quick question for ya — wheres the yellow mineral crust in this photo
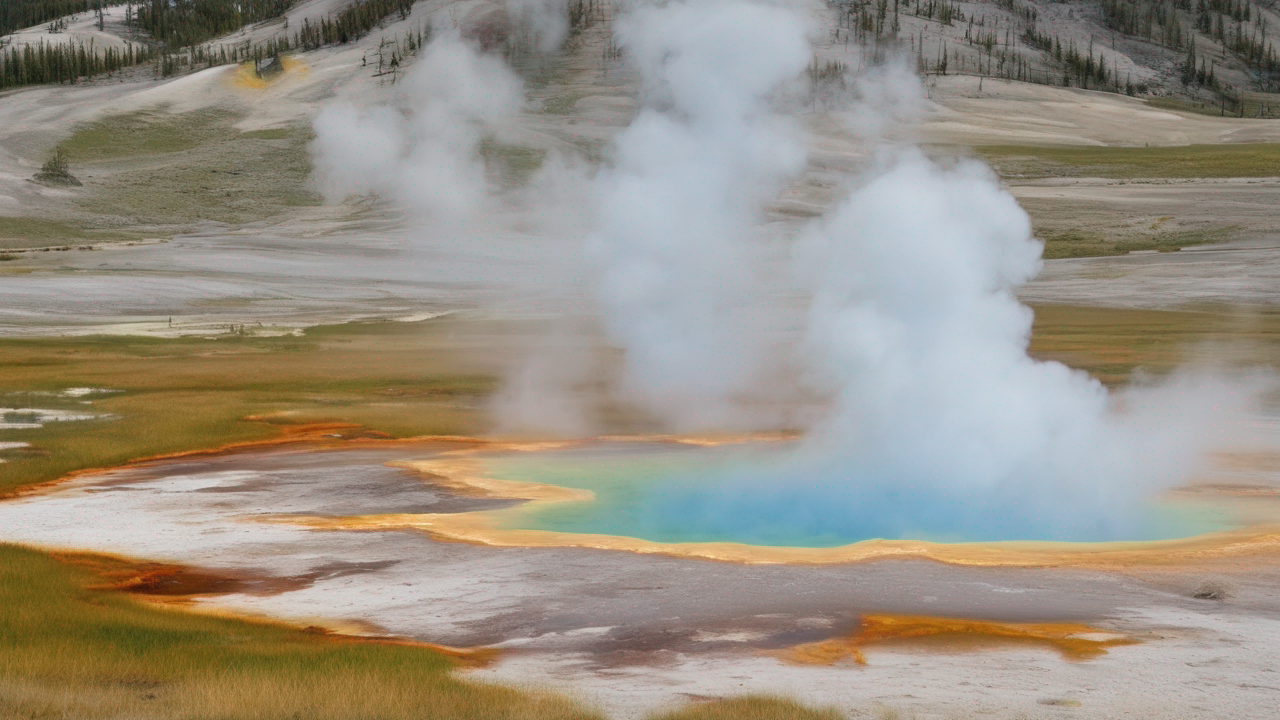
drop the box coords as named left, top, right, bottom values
left=284, top=509, right=1280, bottom=567
left=390, top=455, right=594, bottom=503
left=229, top=55, right=307, bottom=89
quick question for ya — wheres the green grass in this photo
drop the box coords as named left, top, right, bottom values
left=543, top=92, right=588, bottom=115
left=52, top=108, right=322, bottom=228
left=0, top=319, right=496, bottom=496
left=239, top=127, right=296, bottom=141
left=0, top=217, right=132, bottom=249
left=481, top=140, right=548, bottom=186
left=1040, top=225, right=1236, bottom=259
left=58, top=108, right=243, bottom=162
left=980, top=142, right=1280, bottom=179
left=0, top=543, right=600, bottom=720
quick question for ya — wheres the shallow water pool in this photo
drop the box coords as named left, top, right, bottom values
left=479, top=441, right=1237, bottom=546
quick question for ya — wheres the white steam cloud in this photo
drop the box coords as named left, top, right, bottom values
left=506, top=0, right=573, bottom=54
left=588, top=0, right=811, bottom=428
left=782, top=148, right=1261, bottom=540
left=580, top=0, right=1273, bottom=540
left=309, top=0, right=1275, bottom=542
left=311, top=34, right=522, bottom=220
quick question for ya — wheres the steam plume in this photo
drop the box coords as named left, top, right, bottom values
left=306, top=0, right=1275, bottom=541
left=583, top=0, right=1271, bottom=540
left=587, top=0, right=811, bottom=428
left=776, top=148, right=1259, bottom=540
left=311, top=34, right=522, bottom=221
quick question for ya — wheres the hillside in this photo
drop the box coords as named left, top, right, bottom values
left=3, top=0, right=1280, bottom=110
left=815, top=0, right=1280, bottom=115
left=0, top=0, right=1275, bottom=332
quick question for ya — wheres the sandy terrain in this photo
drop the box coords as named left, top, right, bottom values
left=0, top=444, right=1278, bottom=719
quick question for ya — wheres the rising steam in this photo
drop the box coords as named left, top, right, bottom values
left=311, top=0, right=1274, bottom=542
left=752, top=147, right=1257, bottom=541
left=582, top=0, right=1270, bottom=541
left=587, top=0, right=811, bottom=428
left=311, top=34, right=521, bottom=220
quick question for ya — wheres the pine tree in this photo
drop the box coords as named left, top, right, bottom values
left=1182, top=37, right=1197, bottom=84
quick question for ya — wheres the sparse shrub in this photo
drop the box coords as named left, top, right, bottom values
left=32, top=148, right=81, bottom=187
left=1193, top=581, right=1232, bottom=600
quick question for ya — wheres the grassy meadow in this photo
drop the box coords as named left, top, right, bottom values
left=1028, top=304, right=1280, bottom=386
left=973, top=141, right=1278, bottom=257
left=648, top=697, right=843, bottom=720
left=0, top=318, right=496, bottom=497
left=64, top=109, right=321, bottom=228
left=1034, top=226, right=1235, bottom=259
left=979, top=142, right=1280, bottom=180
left=1145, top=93, right=1280, bottom=120
left=0, top=217, right=135, bottom=250
left=6, top=107, right=321, bottom=253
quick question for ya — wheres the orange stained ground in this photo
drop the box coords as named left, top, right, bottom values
left=782, top=613, right=1136, bottom=666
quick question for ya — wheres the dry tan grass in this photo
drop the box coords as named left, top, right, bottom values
left=0, top=543, right=854, bottom=720
left=1029, top=304, right=1280, bottom=386
left=0, top=543, right=599, bottom=720
left=0, top=318, right=496, bottom=496
left=645, top=696, right=843, bottom=720
left=981, top=143, right=1280, bottom=179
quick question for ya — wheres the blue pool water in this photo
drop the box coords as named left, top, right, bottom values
left=481, top=442, right=1233, bottom=546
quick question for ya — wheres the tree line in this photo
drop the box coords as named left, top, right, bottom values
left=163, top=0, right=416, bottom=79
left=1100, top=0, right=1278, bottom=78
left=0, top=0, right=420, bottom=90
left=0, top=0, right=94, bottom=36
left=290, top=0, right=414, bottom=51
left=0, top=41, right=155, bottom=89
left=132, top=0, right=294, bottom=48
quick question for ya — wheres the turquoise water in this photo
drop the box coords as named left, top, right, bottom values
left=482, top=442, right=1235, bottom=546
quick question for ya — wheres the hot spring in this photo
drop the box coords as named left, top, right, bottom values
left=306, top=0, right=1279, bottom=557
left=458, top=439, right=1243, bottom=547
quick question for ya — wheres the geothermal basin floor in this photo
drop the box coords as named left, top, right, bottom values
left=1, top=444, right=1279, bottom=719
